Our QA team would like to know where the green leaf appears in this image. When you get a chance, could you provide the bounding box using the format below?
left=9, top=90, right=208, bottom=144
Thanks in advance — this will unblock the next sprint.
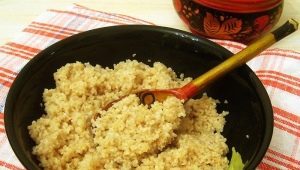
left=228, top=147, right=244, bottom=170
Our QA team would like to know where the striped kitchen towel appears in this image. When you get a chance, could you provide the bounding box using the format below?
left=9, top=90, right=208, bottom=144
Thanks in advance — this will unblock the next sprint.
left=0, top=4, right=299, bottom=170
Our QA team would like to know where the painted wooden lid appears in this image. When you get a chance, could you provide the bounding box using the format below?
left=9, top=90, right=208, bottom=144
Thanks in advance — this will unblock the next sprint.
left=194, top=0, right=283, bottom=13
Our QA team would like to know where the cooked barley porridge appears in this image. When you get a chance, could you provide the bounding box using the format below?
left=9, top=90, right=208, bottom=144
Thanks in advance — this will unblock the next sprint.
left=28, top=60, right=229, bottom=170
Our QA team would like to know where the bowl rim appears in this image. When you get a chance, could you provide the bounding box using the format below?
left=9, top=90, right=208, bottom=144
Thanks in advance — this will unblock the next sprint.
left=191, top=0, right=283, bottom=13
left=4, top=25, right=273, bottom=170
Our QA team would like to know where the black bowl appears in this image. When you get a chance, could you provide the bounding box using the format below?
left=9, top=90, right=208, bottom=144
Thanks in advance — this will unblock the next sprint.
left=4, top=25, right=273, bottom=170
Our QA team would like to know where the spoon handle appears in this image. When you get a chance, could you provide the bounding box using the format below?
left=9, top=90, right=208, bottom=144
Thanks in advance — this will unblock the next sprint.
left=179, top=19, right=299, bottom=99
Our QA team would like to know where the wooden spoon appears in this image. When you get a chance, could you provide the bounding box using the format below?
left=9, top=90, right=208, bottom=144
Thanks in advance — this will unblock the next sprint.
left=104, top=19, right=298, bottom=109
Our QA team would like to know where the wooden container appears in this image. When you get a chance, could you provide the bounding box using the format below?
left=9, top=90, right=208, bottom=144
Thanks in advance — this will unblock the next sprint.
left=173, top=0, right=283, bottom=43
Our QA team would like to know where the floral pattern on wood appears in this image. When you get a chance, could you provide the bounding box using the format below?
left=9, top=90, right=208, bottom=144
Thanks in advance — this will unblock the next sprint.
left=173, top=0, right=283, bottom=43
left=203, top=12, right=242, bottom=40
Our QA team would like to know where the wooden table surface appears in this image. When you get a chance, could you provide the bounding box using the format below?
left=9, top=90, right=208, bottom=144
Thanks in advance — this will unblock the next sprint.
left=0, top=0, right=299, bottom=52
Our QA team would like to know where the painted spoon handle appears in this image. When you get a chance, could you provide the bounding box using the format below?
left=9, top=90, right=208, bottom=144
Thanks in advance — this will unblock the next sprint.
left=179, top=19, right=299, bottom=99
